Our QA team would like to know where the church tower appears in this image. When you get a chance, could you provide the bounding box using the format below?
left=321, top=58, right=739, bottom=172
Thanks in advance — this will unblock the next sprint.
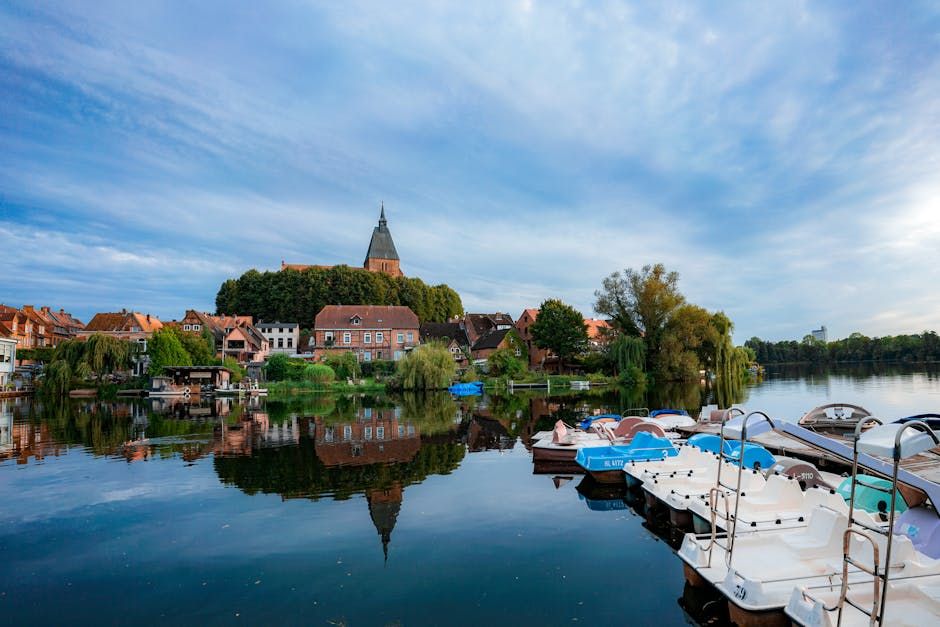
left=364, top=203, right=403, bottom=277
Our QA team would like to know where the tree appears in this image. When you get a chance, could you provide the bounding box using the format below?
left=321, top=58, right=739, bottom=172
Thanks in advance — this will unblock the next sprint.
left=264, top=353, right=291, bottom=381
left=304, top=363, right=336, bottom=384
left=147, top=328, right=193, bottom=375
left=215, top=265, right=463, bottom=326
left=397, top=343, right=457, bottom=389
left=487, top=348, right=526, bottom=378
left=530, top=299, right=588, bottom=371
left=594, top=264, right=685, bottom=373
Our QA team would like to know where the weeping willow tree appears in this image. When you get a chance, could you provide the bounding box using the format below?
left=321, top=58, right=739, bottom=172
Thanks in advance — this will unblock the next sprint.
left=397, top=343, right=456, bottom=390
left=40, top=335, right=136, bottom=395
left=609, top=335, right=645, bottom=372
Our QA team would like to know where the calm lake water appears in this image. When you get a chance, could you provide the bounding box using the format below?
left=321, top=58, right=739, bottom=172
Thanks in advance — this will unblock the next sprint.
left=2, top=365, right=939, bottom=626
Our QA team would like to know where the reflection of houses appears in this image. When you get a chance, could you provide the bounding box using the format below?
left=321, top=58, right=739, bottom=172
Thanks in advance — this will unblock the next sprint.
left=0, top=408, right=64, bottom=464
left=215, top=413, right=302, bottom=456
left=313, top=410, right=420, bottom=466
left=0, top=337, right=16, bottom=387
left=461, top=415, right=513, bottom=452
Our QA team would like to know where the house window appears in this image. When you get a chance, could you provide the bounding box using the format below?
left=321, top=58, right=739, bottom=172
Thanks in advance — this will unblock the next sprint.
left=376, top=351, right=383, bottom=360
left=398, top=425, right=404, bottom=438
left=325, top=427, right=334, bottom=442
left=363, top=351, right=372, bottom=362
left=343, top=332, right=351, bottom=344
left=394, top=351, right=403, bottom=361
left=183, top=324, right=191, bottom=331
left=364, top=332, right=372, bottom=344
left=287, top=337, right=292, bottom=348
left=364, top=408, right=372, bottom=418
left=376, top=332, right=384, bottom=343
left=377, top=427, right=385, bottom=440
left=193, top=324, right=201, bottom=331
left=351, top=316, right=361, bottom=326
left=325, top=331, right=334, bottom=343
left=407, top=425, right=415, bottom=435
left=515, top=348, right=522, bottom=357
left=407, top=332, right=414, bottom=343
left=397, top=333, right=404, bottom=344
left=365, top=426, right=372, bottom=440
left=343, top=425, right=352, bottom=441
left=277, top=338, right=283, bottom=348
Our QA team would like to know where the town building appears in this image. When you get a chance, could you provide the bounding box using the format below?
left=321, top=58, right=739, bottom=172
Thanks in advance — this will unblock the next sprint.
left=0, top=305, right=85, bottom=350
left=172, top=310, right=269, bottom=364
left=0, top=338, right=16, bottom=388
left=420, top=321, right=471, bottom=366
left=584, top=318, right=613, bottom=349
left=469, top=327, right=525, bottom=362
left=256, top=322, right=299, bottom=355
left=79, top=310, right=164, bottom=375
left=313, top=305, right=419, bottom=362
left=462, top=312, right=515, bottom=345
left=811, top=325, right=828, bottom=343
left=281, top=205, right=404, bottom=277
left=0, top=306, right=33, bottom=349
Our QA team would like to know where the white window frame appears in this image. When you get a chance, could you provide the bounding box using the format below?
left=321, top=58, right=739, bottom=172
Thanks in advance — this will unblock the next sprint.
left=183, top=324, right=192, bottom=331
left=343, top=332, right=351, bottom=345
left=364, top=426, right=373, bottom=440
left=363, top=351, right=372, bottom=362
left=397, top=332, right=404, bottom=344
left=364, top=332, right=372, bottom=344
left=343, top=425, right=352, bottom=441
left=376, top=426, right=385, bottom=440
left=407, top=332, right=414, bottom=343
left=325, top=331, right=334, bottom=343
left=376, top=332, right=384, bottom=343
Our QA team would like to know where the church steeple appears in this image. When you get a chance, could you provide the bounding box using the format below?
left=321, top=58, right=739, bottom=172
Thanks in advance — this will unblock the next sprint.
left=364, top=203, right=402, bottom=277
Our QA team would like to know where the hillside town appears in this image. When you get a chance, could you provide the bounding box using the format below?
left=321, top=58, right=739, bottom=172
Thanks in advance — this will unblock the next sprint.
left=0, top=210, right=611, bottom=391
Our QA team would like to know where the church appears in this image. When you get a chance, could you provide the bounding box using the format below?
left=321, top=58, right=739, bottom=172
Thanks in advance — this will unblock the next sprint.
left=281, top=204, right=402, bottom=277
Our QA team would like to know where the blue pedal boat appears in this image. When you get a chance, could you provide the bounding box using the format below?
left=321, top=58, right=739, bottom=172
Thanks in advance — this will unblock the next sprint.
left=575, top=432, right=678, bottom=484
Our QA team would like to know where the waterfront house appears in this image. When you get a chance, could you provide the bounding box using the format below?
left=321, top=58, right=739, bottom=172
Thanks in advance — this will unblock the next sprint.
left=584, top=318, right=612, bottom=349
left=420, top=322, right=471, bottom=366
left=470, top=327, right=525, bottom=362
left=515, top=308, right=553, bottom=370
left=36, top=306, right=85, bottom=345
left=79, top=310, right=164, bottom=376
left=0, top=338, right=16, bottom=388
left=256, top=322, right=299, bottom=355
left=462, top=312, right=515, bottom=345
left=313, top=305, right=419, bottom=362
left=172, top=310, right=268, bottom=363
left=0, top=306, right=33, bottom=349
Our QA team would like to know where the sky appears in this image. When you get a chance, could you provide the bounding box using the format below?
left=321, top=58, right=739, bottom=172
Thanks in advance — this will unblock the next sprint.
left=1, top=1, right=939, bottom=342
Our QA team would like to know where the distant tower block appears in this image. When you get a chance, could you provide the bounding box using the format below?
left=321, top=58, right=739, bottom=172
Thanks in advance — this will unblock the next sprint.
left=811, top=325, right=828, bottom=343
left=364, top=203, right=403, bottom=277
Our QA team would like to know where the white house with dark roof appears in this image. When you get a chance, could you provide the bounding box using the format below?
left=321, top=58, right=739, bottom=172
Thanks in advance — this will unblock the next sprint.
left=0, top=337, right=16, bottom=388
left=257, top=322, right=299, bottom=355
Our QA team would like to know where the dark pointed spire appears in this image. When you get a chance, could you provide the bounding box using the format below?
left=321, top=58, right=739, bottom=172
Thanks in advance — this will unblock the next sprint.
left=379, top=202, right=386, bottom=227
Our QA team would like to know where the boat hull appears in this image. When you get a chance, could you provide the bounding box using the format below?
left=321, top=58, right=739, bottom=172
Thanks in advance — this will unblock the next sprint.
left=669, top=505, right=692, bottom=530
left=683, top=562, right=709, bottom=588
left=727, top=601, right=789, bottom=627
left=532, top=446, right=578, bottom=463
left=587, top=469, right=625, bottom=484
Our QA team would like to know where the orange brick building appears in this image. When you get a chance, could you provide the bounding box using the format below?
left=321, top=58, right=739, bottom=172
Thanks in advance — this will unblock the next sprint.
left=313, top=305, right=419, bottom=362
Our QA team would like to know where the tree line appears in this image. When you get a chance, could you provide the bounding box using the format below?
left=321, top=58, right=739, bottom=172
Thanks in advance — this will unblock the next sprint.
left=215, top=266, right=463, bottom=326
left=526, top=264, right=752, bottom=382
left=746, top=331, right=940, bottom=364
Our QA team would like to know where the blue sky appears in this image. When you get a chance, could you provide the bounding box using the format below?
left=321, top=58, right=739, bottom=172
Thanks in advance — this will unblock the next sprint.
left=2, top=1, right=939, bottom=341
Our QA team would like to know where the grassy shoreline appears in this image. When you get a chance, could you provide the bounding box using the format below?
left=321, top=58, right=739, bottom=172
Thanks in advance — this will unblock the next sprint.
left=266, top=378, right=387, bottom=395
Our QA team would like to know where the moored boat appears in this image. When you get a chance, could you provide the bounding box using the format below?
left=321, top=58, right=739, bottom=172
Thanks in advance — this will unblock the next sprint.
left=574, top=431, right=676, bottom=483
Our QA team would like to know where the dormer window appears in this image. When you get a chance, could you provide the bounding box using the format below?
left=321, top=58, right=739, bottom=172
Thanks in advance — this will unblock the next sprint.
left=350, top=316, right=362, bottom=326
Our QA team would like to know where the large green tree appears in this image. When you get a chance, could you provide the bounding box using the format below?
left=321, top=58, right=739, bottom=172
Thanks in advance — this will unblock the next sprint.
left=530, top=299, right=588, bottom=371
left=215, top=265, right=462, bottom=326
left=147, top=328, right=193, bottom=375
left=594, top=263, right=685, bottom=374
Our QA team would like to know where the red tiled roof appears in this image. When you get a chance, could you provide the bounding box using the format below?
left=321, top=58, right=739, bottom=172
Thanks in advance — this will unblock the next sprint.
left=0, top=321, right=13, bottom=338
left=85, top=311, right=163, bottom=333
left=584, top=318, right=612, bottom=339
left=315, top=305, right=419, bottom=330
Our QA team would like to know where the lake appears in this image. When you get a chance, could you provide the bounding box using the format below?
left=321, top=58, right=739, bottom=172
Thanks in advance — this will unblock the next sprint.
left=2, top=365, right=939, bottom=626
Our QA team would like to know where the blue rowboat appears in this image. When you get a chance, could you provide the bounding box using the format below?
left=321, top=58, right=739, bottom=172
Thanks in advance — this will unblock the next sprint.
left=650, top=408, right=690, bottom=418
left=575, top=432, right=678, bottom=483
left=448, top=381, right=484, bottom=396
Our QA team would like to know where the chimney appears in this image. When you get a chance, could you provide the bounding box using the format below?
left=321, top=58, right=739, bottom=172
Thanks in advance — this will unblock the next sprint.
left=146, top=314, right=151, bottom=322
left=121, top=308, right=127, bottom=315
left=41, top=306, right=50, bottom=314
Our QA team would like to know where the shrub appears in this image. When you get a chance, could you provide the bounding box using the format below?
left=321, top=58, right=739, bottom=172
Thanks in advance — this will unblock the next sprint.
left=304, top=363, right=336, bottom=384
left=325, top=352, right=361, bottom=380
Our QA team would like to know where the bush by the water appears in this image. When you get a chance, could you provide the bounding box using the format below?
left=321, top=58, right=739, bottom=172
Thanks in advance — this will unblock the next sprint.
left=397, top=343, right=456, bottom=390
left=304, top=363, right=336, bottom=384
left=487, top=348, right=526, bottom=378
left=325, top=352, right=361, bottom=380
left=361, top=360, right=396, bottom=378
